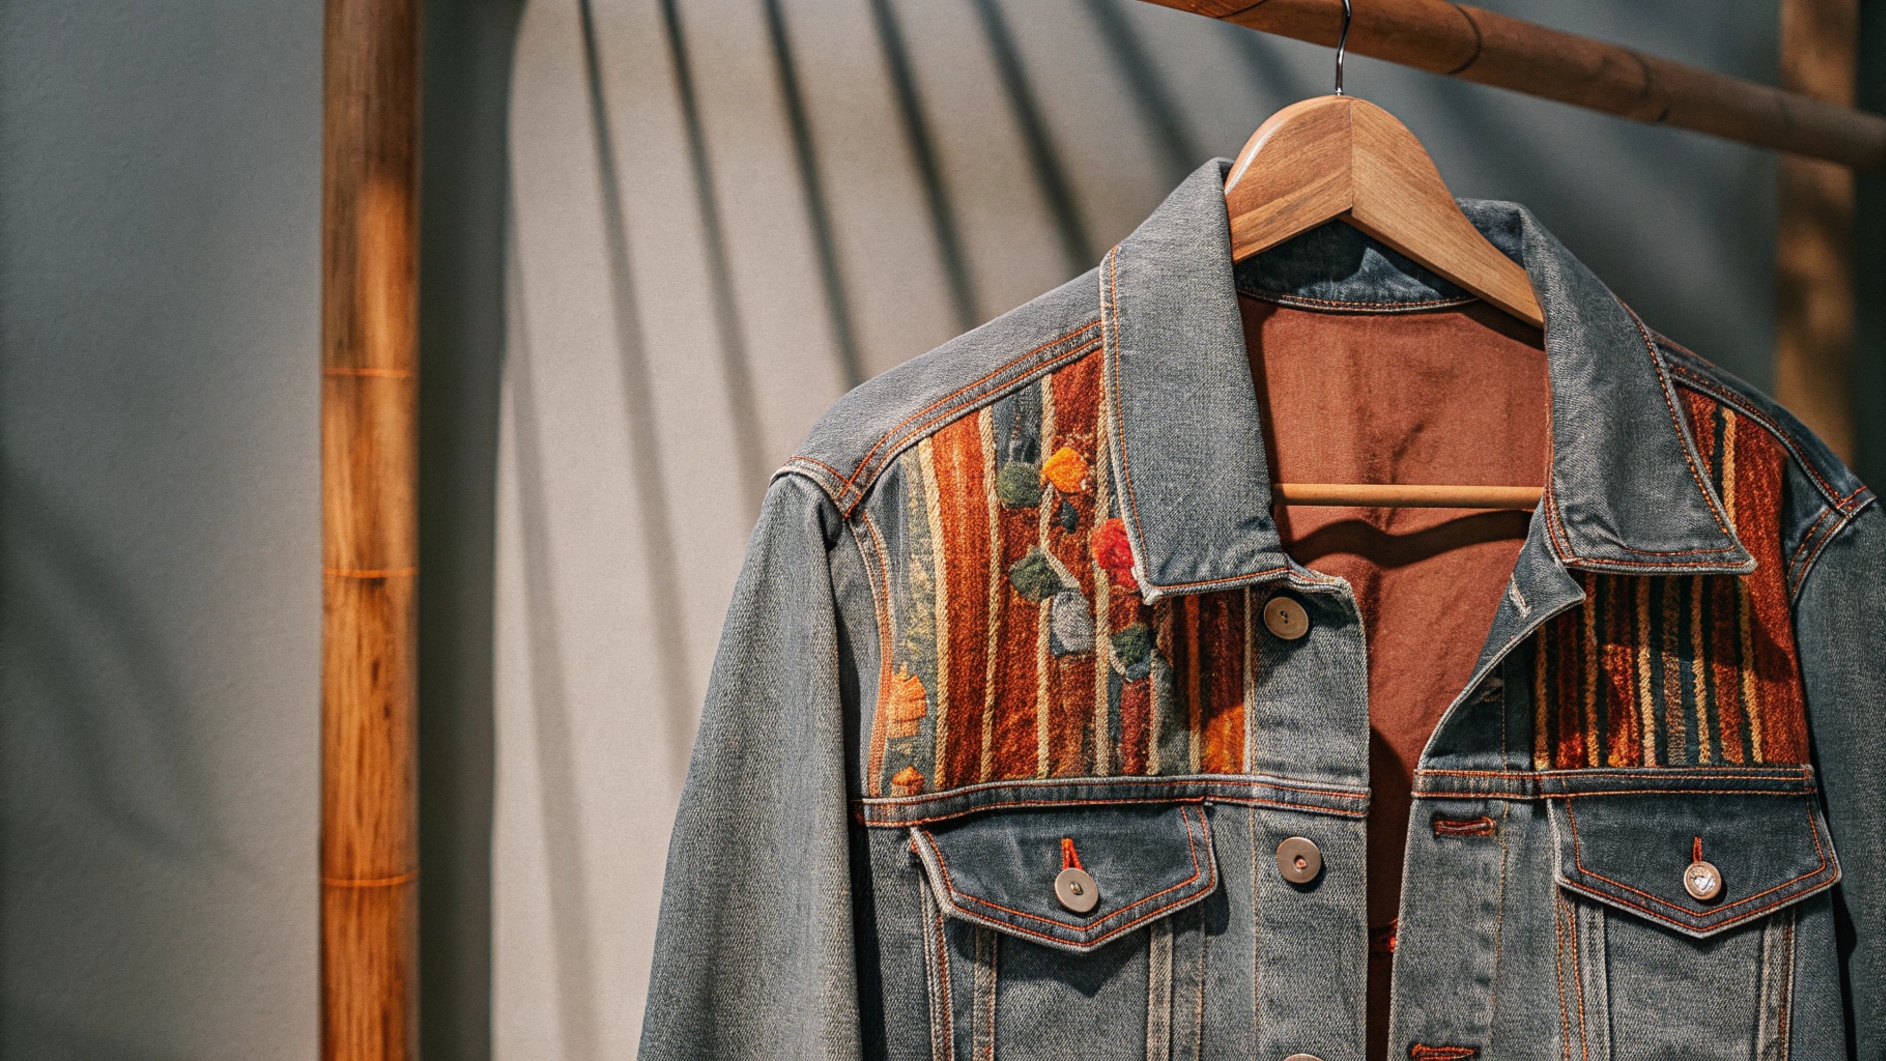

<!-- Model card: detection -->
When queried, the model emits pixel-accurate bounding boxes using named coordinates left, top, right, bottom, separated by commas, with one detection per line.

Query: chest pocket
left=909, top=801, right=1220, bottom=1060
left=1545, top=774, right=1839, bottom=1061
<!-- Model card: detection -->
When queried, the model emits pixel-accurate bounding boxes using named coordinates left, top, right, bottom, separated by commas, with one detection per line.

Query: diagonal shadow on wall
left=417, top=1, right=526, bottom=1058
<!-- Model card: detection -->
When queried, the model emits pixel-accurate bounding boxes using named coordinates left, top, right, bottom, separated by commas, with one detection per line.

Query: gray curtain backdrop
left=3, top=0, right=1882, bottom=1058
left=1, top=2, right=322, bottom=1057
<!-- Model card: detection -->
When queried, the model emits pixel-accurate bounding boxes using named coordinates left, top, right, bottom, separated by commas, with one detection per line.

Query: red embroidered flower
left=1093, top=518, right=1137, bottom=591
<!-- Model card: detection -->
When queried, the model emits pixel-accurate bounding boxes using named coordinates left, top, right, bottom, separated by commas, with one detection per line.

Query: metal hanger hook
left=1334, top=0, right=1352, bottom=96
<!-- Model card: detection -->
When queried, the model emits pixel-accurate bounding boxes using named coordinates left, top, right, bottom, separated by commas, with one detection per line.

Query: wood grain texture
left=1226, top=95, right=1545, bottom=328
left=322, top=0, right=420, bottom=1055
left=1774, top=0, right=1858, bottom=461
left=1143, top=0, right=1886, bottom=169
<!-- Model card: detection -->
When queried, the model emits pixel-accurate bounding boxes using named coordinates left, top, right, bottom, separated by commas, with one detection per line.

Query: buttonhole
left=1369, top=919, right=1398, bottom=955
left=1409, top=1046, right=1478, bottom=1060
left=1431, top=815, right=1497, bottom=838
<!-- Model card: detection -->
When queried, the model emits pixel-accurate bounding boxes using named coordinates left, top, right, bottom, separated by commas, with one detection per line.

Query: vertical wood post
left=1775, top=0, right=1859, bottom=461
left=322, top=0, right=421, bottom=1056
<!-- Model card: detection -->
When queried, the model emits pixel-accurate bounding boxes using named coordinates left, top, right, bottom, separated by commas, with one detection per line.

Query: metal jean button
left=1276, top=836, right=1323, bottom=884
left=1055, top=866, right=1100, bottom=913
left=1684, top=859, right=1724, bottom=901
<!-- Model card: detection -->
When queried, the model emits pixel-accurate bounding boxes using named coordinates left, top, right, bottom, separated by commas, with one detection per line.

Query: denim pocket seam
left=915, top=803, right=1219, bottom=950
left=1559, top=794, right=1835, bottom=933
left=924, top=804, right=1208, bottom=933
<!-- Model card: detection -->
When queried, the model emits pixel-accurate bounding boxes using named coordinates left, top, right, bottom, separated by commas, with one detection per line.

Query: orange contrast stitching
left=1563, top=797, right=1830, bottom=924
left=863, top=772, right=1372, bottom=806
left=922, top=805, right=1211, bottom=933
left=1419, top=787, right=1812, bottom=800
left=1552, top=895, right=1573, bottom=1061
left=786, top=455, right=848, bottom=482
left=840, top=322, right=1102, bottom=499
left=842, top=338, right=1105, bottom=515
left=1666, top=362, right=1847, bottom=506
left=857, top=511, right=896, bottom=797
left=1235, top=288, right=1477, bottom=312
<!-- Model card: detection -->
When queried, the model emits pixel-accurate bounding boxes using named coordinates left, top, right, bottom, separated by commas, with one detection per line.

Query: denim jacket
left=639, top=161, right=1885, bottom=1061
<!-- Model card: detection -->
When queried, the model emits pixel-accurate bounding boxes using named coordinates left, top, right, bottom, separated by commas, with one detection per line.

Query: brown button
left=1263, top=595, right=1310, bottom=640
left=1275, top=836, right=1322, bottom=884
left=1684, top=860, right=1724, bottom=901
left=1284, top=1055, right=1325, bottom=1061
left=1055, top=866, right=1100, bottom=913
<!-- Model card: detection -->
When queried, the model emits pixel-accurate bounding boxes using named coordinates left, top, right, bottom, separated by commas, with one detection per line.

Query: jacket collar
left=1100, top=160, right=1752, bottom=602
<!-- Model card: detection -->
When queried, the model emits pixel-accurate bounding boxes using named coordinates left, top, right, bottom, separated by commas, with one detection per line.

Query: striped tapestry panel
left=867, top=348, right=1254, bottom=796
left=1531, top=388, right=1808, bottom=769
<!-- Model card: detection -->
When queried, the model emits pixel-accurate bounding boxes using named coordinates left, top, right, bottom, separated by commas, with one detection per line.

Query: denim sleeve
left=1795, top=502, right=1886, bottom=1060
left=638, top=474, right=863, bottom=1061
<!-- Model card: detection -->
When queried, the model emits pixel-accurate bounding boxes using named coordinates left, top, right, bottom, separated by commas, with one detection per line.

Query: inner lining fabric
left=1236, top=224, right=1549, bottom=1061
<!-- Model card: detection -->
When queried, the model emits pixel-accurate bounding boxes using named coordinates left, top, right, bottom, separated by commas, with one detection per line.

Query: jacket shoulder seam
left=1659, top=343, right=1863, bottom=515
left=1658, top=345, right=1877, bottom=598
left=1789, top=494, right=1877, bottom=603
left=786, top=319, right=1105, bottom=516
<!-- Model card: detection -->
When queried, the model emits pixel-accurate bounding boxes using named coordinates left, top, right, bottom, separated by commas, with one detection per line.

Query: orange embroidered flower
left=891, top=766, right=925, bottom=796
left=885, top=669, right=928, bottom=738
left=1093, top=518, right=1137, bottom=591
left=1041, top=446, right=1090, bottom=494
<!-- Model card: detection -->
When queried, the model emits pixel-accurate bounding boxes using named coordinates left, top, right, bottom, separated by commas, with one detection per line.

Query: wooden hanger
left=1228, top=71, right=1547, bottom=510
left=1225, top=94, right=1544, bottom=329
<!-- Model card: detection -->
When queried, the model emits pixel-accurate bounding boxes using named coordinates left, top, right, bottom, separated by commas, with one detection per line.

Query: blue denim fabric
left=640, top=161, right=1884, bottom=1061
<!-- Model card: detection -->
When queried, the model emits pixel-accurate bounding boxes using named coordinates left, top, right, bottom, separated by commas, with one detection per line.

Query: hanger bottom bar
left=1271, top=483, right=1544, bottom=509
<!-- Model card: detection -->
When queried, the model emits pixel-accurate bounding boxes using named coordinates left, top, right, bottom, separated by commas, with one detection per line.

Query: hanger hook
left=1334, top=0, right=1352, bottom=96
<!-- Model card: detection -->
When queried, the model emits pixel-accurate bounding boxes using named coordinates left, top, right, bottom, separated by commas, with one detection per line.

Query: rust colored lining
left=1243, top=296, right=1549, bottom=1061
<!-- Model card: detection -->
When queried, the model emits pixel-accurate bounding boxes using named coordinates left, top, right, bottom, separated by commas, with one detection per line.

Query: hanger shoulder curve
left=1225, top=96, right=1357, bottom=260
left=1225, top=96, right=1545, bottom=329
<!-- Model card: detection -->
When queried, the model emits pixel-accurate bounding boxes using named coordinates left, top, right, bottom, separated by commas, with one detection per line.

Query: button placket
left=1246, top=578, right=1370, bottom=1061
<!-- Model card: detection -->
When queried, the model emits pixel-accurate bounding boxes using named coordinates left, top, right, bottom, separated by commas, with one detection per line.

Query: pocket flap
left=1549, top=783, right=1839, bottom=938
left=911, top=802, right=1216, bottom=953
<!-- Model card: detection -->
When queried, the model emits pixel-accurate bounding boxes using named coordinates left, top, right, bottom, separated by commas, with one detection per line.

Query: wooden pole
left=322, top=0, right=421, bottom=1055
left=1774, top=0, right=1859, bottom=462
left=1140, top=0, right=1886, bottom=169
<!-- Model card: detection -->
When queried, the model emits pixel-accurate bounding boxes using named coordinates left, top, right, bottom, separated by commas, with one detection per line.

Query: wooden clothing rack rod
left=1143, top=0, right=1886, bottom=170
left=1271, top=483, right=1545, bottom=510
left=322, top=0, right=420, bottom=1056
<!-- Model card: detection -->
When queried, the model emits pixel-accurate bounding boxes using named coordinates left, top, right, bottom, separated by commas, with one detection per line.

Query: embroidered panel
left=864, top=350, right=1253, bottom=797
left=1531, top=388, right=1808, bottom=769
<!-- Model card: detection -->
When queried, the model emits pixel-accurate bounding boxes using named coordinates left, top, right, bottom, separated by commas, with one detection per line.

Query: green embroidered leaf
left=995, top=461, right=1042, bottom=508
left=1008, top=547, right=1064, bottom=602
left=1112, top=624, right=1153, bottom=681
